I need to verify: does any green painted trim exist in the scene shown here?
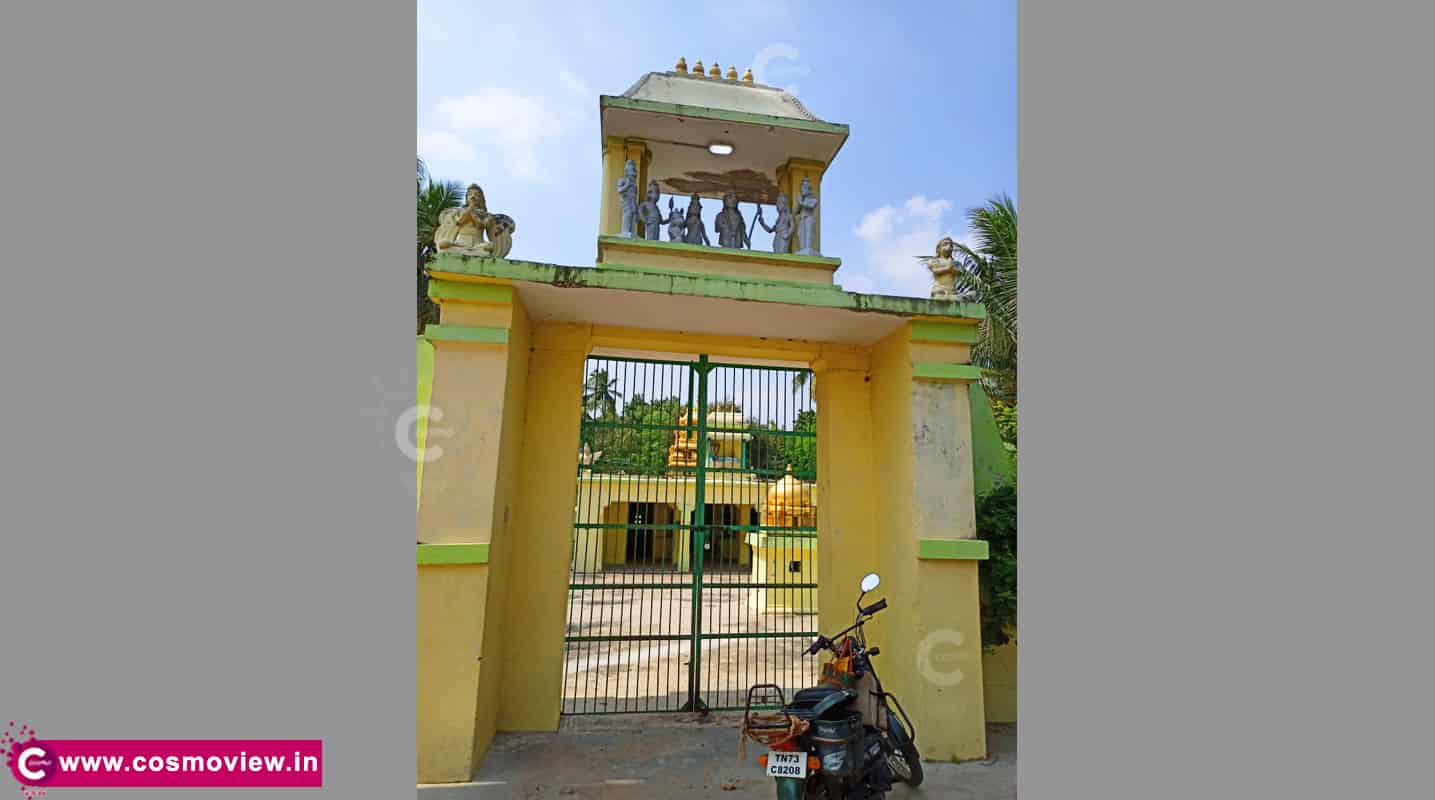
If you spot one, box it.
[598,235,842,269]
[417,543,490,565]
[917,539,990,561]
[600,95,850,137]
[912,362,984,382]
[427,280,514,304]
[428,255,986,321]
[599,261,846,293]
[909,319,982,344]
[422,324,509,344]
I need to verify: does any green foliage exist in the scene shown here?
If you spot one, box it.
[953,195,1018,406]
[992,398,1017,450]
[580,393,684,476]
[976,483,1017,651]
[416,163,462,334]
[582,370,622,420]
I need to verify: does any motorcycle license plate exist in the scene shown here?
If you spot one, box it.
[766,751,808,779]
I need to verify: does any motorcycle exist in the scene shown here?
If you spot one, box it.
[742,572,923,799]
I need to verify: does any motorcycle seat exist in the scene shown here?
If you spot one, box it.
[789,686,846,706]
[786,686,858,720]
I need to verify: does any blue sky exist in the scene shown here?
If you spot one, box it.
[418,0,1014,298]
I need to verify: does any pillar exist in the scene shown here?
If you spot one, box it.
[497,323,592,731]
[776,158,827,256]
[812,347,880,684]
[416,282,531,783]
[867,322,989,762]
[599,136,652,238]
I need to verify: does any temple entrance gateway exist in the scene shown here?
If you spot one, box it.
[564,354,818,714]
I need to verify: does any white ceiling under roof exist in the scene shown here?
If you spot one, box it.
[513,280,906,348]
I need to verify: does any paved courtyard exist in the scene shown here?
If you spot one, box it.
[564,570,818,713]
[417,715,1016,799]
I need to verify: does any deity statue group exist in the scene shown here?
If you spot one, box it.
[615,159,820,256]
[433,183,516,259]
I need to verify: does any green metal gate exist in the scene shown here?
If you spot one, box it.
[563,354,818,714]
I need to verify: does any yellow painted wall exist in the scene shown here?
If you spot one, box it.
[982,638,1018,723]
[869,327,988,761]
[814,363,882,687]
[416,564,489,783]
[416,293,531,783]
[470,300,531,764]
[596,238,838,285]
[497,324,592,731]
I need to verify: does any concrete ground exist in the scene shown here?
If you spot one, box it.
[418,714,1015,799]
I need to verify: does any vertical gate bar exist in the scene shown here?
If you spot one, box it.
[686,355,709,712]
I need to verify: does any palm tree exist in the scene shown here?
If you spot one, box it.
[416,162,462,334]
[952,194,1018,405]
[582,370,622,420]
[790,369,813,396]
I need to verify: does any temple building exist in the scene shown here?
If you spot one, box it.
[416,58,1008,784]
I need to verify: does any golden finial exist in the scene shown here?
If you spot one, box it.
[692,59,704,75]
[725,66,738,81]
[709,62,721,79]
[741,68,754,84]
[675,57,687,73]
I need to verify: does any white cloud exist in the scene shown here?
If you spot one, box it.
[904,195,952,221]
[558,68,592,98]
[424,88,574,181]
[854,206,898,244]
[852,195,965,298]
[752,42,810,95]
[417,130,476,164]
[840,272,879,294]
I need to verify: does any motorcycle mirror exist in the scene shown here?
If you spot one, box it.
[860,573,880,593]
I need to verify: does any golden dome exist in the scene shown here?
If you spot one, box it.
[764,465,815,526]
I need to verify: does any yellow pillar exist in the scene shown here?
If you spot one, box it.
[867,326,988,762]
[776,158,827,256]
[416,291,531,783]
[598,137,652,238]
[813,350,882,685]
[497,323,593,731]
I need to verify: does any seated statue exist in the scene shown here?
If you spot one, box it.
[434,183,516,259]
[921,236,965,300]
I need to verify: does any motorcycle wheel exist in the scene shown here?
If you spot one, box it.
[879,729,924,788]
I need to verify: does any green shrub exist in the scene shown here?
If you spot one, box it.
[976,483,1017,650]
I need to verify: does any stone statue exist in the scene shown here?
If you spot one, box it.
[755,192,794,253]
[682,193,710,246]
[637,180,663,241]
[920,236,967,300]
[434,183,516,259]
[617,159,639,238]
[714,191,750,248]
[795,177,819,256]
[664,197,686,242]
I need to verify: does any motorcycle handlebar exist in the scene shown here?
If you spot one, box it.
[860,598,888,616]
